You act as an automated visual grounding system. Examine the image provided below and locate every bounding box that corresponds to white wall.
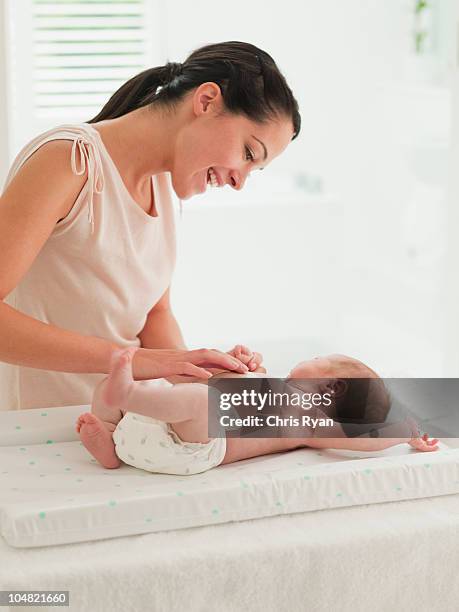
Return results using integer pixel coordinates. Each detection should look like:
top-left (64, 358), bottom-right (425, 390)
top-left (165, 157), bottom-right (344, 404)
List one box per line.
top-left (444, 0), bottom-right (459, 376)
top-left (169, 1), bottom-right (451, 376)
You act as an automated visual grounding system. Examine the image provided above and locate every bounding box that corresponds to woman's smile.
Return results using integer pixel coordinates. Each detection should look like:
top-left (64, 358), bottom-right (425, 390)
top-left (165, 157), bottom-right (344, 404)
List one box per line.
top-left (207, 167), bottom-right (221, 187)
top-left (199, 167), bottom-right (223, 193)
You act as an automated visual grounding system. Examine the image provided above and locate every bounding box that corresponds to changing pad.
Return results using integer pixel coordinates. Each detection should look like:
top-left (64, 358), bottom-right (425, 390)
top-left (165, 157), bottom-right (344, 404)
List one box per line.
top-left (1, 405), bottom-right (458, 548)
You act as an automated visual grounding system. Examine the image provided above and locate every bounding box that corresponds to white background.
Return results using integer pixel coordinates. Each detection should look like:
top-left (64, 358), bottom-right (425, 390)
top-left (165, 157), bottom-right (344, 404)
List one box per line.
top-left (0, 0), bottom-right (457, 378)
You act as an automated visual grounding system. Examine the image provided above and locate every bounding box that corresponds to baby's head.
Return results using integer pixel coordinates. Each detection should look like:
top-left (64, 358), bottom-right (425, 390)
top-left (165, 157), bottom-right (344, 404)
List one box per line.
top-left (286, 354), bottom-right (390, 424)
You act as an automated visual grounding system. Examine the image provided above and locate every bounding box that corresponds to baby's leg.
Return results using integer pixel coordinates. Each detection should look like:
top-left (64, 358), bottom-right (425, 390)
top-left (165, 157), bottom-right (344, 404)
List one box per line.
top-left (94, 347), bottom-right (211, 443)
top-left (124, 383), bottom-right (211, 444)
top-left (91, 347), bottom-right (138, 426)
top-left (80, 347), bottom-right (139, 468)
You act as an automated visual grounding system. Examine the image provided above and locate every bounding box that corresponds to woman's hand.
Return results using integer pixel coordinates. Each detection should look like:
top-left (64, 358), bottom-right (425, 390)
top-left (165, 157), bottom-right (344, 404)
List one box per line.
top-left (226, 344), bottom-right (266, 373)
top-left (131, 346), bottom-right (249, 381)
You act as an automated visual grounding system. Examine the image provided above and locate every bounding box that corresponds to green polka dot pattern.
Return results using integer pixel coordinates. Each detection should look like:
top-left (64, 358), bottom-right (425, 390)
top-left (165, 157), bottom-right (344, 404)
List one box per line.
top-left (2, 407), bottom-right (458, 548)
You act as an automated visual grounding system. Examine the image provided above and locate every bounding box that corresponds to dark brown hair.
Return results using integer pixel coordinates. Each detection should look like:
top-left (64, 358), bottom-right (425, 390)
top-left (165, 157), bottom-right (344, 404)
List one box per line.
top-left (335, 378), bottom-right (391, 424)
top-left (88, 41), bottom-right (301, 140)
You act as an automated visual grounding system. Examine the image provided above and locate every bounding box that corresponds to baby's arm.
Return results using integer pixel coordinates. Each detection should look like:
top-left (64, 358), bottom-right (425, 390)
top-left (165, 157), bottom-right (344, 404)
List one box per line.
top-left (304, 436), bottom-right (410, 452)
top-left (304, 429), bottom-right (439, 453)
top-left (304, 407), bottom-right (439, 452)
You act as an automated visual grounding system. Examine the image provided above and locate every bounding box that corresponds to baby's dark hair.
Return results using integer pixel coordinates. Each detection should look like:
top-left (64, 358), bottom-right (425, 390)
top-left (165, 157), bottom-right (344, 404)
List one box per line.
top-left (334, 378), bottom-right (391, 424)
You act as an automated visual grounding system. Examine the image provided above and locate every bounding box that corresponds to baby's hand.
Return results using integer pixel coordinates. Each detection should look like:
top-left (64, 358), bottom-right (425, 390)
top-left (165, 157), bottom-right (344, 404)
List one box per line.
top-left (226, 345), bottom-right (265, 373)
top-left (409, 433), bottom-right (439, 452)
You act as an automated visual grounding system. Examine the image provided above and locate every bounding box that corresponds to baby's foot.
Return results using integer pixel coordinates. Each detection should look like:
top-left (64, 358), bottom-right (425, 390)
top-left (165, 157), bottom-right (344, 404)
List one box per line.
top-left (76, 412), bottom-right (120, 469)
top-left (92, 347), bottom-right (138, 426)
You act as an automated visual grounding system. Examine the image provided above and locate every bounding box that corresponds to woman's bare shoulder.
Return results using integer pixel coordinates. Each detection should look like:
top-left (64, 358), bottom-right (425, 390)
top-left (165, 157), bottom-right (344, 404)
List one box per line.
top-left (15, 138), bottom-right (87, 179)
top-left (1, 139), bottom-right (88, 220)
top-left (0, 139), bottom-right (92, 299)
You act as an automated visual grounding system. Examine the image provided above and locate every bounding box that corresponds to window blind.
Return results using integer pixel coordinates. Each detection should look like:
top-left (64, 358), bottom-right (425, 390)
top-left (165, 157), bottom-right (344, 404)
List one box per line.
top-left (7, 0), bottom-right (161, 155)
top-left (32, 0), bottom-right (150, 118)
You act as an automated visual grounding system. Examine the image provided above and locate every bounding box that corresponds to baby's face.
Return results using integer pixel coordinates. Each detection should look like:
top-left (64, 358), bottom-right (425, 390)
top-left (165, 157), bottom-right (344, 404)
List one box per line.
top-left (287, 354), bottom-right (378, 380)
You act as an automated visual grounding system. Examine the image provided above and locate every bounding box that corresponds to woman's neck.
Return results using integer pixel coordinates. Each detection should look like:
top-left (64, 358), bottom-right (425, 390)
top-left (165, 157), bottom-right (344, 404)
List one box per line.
top-left (92, 106), bottom-right (181, 184)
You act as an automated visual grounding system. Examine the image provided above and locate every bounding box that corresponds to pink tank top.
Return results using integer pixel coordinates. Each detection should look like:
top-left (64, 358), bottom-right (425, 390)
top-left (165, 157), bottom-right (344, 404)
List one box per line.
top-left (2, 123), bottom-right (176, 410)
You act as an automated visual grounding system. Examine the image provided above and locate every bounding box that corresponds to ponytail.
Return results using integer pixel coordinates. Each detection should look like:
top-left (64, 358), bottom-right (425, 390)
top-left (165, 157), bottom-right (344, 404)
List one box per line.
top-left (88, 41), bottom-right (301, 141)
top-left (88, 62), bottom-right (183, 123)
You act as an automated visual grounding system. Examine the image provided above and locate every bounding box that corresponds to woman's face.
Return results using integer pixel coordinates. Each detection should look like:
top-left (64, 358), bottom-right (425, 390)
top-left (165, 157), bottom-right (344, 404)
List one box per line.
top-left (170, 83), bottom-right (294, 199)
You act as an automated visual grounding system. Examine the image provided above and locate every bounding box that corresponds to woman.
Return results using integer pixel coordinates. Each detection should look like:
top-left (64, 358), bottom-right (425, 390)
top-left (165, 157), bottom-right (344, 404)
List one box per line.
top-left (0, 41), bottom-right (301, 410)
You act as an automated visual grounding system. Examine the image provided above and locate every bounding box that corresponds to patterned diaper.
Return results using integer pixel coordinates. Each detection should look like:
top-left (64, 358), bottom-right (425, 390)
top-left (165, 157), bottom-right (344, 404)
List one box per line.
top-left (113, 412), bottom-right (227, 476)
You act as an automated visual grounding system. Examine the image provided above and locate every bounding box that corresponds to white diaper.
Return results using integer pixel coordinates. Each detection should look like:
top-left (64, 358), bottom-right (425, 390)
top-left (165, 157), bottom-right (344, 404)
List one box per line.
top-left (113, 412), bottom-right (227, 476)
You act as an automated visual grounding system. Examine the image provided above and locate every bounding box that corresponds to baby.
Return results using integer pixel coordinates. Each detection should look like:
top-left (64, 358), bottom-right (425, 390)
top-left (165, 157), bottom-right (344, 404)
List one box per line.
top-left (76, 348), bottom-right (439, 475)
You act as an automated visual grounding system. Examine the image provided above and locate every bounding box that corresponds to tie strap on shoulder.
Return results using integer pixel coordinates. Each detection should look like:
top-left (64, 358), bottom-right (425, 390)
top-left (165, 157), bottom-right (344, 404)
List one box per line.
top-left (70, 134), bottom-right (105, 234)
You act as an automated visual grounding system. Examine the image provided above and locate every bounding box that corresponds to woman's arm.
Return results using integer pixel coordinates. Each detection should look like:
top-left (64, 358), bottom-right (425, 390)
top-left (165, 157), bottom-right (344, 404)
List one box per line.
top-left (0, 300), bottom-right (118, 373)
top-left (138, 287), bottom-right (186, 350)
top-left (0, 140), bottom-right (117, 374)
